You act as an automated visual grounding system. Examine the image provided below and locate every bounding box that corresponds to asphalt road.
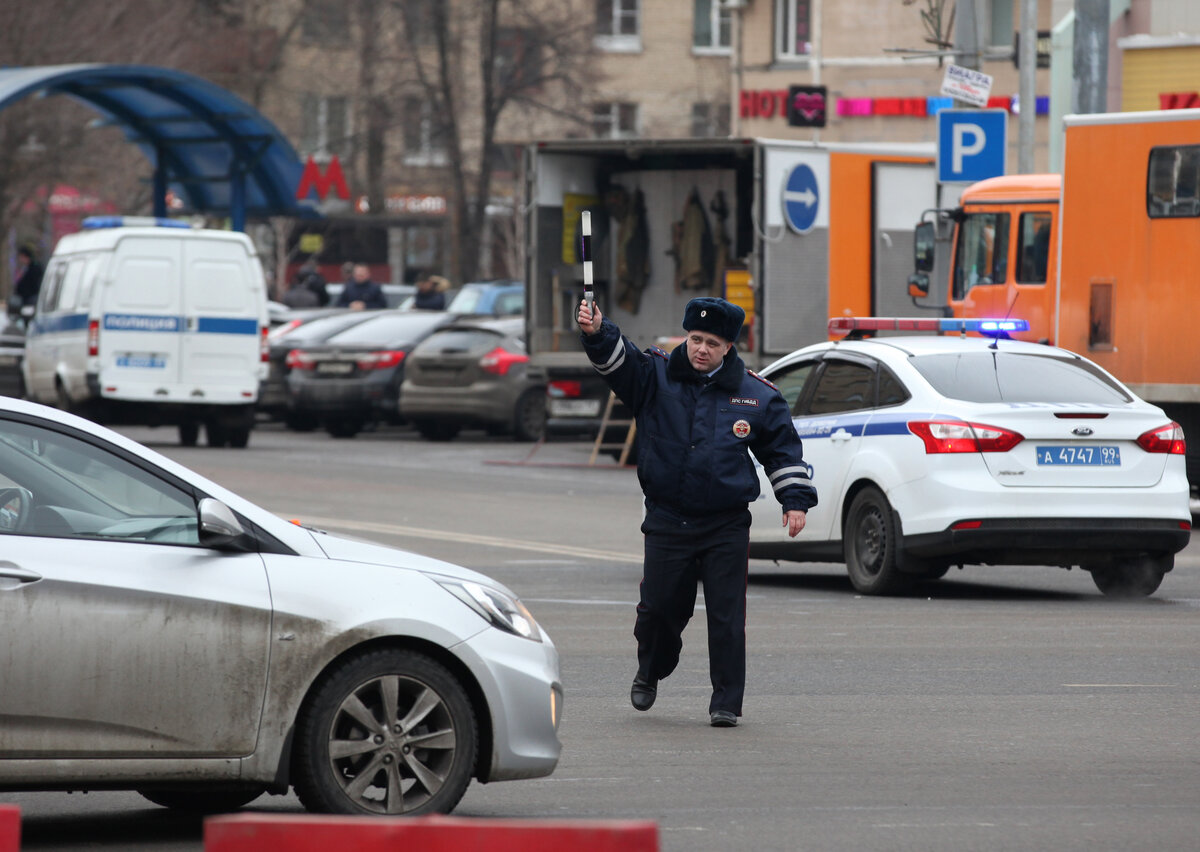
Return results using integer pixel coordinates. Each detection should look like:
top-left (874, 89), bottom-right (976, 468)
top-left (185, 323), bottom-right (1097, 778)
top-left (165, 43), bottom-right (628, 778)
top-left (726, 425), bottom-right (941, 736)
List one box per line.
top-left (6, 422), bottom-right (1199, 852)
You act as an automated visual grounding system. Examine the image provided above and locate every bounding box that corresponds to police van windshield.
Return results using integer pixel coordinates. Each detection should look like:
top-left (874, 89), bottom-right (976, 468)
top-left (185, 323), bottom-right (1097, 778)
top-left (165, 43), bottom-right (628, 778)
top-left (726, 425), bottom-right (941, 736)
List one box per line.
top-left (909, 351), bottom-right (1133, 404)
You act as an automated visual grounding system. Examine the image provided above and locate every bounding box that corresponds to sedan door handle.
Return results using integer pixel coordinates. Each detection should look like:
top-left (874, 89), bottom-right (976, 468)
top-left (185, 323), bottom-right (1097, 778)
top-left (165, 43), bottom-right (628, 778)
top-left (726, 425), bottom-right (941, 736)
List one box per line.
top-left (0, 565), bottom-right (43, 588)
top-left (830, 428), bottom-right (853, 443)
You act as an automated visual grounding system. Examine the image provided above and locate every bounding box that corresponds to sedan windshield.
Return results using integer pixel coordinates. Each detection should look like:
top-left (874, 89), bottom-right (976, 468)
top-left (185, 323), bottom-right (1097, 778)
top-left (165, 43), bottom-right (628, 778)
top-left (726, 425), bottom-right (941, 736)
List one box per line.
top-left (909, 351), bottom-right (1134, 404)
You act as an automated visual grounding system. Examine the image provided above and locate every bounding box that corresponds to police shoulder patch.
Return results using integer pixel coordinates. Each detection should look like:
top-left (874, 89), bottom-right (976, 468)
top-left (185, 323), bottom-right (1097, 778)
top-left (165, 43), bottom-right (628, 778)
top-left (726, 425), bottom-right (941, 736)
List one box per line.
top-left (747, 370), bottom-right (778, 391)
top-left (649, 346), bottom-right (669, 360)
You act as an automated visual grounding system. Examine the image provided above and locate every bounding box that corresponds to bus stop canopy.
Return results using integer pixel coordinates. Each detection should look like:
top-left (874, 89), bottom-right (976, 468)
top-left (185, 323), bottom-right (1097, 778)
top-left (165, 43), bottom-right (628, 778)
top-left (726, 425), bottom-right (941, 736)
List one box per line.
top-left (0, 63), bottom-right (319, 230)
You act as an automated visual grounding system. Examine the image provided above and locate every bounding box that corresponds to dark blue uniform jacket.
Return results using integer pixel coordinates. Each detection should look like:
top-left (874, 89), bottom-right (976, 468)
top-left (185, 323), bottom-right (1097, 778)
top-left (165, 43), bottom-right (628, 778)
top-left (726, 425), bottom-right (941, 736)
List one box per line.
top-left (582, 319), bottom-right (818, 519)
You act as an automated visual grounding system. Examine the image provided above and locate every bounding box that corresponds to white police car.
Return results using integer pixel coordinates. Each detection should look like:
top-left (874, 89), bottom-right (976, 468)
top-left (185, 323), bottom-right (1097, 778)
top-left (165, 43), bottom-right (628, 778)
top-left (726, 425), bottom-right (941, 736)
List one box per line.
top-left (748, 318), bottom-right (1192, 597)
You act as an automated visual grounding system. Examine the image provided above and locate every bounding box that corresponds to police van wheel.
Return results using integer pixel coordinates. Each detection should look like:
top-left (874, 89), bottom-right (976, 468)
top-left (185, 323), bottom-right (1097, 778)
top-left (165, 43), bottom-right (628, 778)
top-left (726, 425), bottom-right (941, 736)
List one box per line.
top-left (228, 426), bottom-right (251, 449)
top-left (179, 423), bottom-right (200, 446)
top-left (843, 486), bottom-right (912, 596)
top-left (205, 421), bottom-right (231, 448)
top-left (55, 381), bottom-right (79, 416)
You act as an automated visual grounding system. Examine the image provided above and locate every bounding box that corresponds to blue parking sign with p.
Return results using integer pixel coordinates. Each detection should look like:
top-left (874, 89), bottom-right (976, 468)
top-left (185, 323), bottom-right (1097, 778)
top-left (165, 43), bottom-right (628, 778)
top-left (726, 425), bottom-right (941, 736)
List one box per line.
top-left (937, 109), bottom-right (1007, 183)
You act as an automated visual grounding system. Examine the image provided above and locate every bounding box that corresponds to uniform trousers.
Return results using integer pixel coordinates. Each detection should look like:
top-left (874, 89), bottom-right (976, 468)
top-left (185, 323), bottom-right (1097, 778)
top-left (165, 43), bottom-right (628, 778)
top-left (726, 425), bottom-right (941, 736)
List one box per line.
top-left (636, 505), bottom-right (751, 715)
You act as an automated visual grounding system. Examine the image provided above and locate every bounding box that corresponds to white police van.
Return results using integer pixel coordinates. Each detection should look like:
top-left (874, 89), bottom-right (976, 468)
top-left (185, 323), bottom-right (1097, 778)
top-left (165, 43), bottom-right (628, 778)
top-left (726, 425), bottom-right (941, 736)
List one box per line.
top-left (22, 217), bottom-right (268, 447)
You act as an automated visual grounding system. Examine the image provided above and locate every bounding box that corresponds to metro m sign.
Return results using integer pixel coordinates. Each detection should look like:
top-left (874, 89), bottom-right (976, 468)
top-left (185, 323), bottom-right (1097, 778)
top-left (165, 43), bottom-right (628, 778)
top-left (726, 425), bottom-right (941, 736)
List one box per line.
top-left (296, 155), bottom-right (350, 201)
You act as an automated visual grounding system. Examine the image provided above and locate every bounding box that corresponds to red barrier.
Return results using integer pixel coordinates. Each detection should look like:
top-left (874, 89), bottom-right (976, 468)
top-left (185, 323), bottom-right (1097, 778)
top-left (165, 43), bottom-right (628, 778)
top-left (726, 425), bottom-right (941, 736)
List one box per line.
top-left (0, 805), bottom-right (19, 852)
top-left (205, 813), bottom-right (658, 852)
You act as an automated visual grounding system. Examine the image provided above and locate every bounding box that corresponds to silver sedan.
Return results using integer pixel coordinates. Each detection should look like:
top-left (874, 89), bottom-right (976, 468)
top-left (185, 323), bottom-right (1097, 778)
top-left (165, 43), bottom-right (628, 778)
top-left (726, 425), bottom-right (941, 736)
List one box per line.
top-left (0, 396), bottom-right (561, 815)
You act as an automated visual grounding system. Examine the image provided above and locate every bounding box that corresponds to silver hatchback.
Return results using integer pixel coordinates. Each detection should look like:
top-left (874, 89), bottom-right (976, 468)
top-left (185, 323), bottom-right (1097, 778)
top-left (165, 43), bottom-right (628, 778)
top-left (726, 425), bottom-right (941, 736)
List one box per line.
top-left (0, 396), bottom-right (561, 815)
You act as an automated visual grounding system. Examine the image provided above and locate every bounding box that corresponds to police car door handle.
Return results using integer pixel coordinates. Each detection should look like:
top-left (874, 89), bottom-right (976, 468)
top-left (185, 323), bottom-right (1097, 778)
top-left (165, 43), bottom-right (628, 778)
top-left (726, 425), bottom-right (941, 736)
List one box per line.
top-left (0, 564), bottom-right (42, 589)
top-left (830, 428), bottom-right (853, 442)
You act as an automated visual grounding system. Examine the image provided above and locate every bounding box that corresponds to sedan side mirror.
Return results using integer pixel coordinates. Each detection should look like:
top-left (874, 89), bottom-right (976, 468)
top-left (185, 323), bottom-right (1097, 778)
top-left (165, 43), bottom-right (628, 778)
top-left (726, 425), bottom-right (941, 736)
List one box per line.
top-left (198, 497), bottom-right (250, 550)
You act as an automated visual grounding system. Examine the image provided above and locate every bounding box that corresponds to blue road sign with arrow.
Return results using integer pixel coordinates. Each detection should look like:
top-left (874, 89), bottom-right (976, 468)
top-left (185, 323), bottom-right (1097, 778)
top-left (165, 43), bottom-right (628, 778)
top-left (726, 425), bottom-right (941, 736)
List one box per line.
top-left (783, 163), bottom-right (820, 234)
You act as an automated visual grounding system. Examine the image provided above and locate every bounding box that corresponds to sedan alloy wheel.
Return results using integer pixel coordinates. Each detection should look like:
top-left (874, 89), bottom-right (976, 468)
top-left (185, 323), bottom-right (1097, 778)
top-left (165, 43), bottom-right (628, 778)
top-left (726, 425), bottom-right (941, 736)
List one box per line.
top-left (293, 649), bottom-right (477, 815)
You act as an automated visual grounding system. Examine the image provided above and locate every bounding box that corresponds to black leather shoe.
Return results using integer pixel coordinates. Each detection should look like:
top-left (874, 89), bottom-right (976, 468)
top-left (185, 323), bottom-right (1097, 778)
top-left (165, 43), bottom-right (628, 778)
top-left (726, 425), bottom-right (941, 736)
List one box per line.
top-left (709, 710), bottom-right (737, 727)
top-left (630, 676), bottom-right (657, 711)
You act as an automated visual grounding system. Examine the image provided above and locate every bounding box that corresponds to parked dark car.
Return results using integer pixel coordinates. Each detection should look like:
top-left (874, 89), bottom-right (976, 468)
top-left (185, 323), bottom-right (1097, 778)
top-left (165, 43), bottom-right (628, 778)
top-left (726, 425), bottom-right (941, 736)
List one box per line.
top-left (0, 317), bottom-right (25, 399)
top-left (401, 316), bottom-right (545, 442)
top-left (260, 309), bottom-right (378, 429)
top-left (284, 310), bottom-right (456, 437)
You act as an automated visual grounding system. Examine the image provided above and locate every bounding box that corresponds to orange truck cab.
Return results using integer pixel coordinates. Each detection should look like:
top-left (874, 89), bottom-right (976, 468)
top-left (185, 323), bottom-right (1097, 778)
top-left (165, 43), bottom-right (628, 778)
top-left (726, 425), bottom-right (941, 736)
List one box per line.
top-left (910, 109), bottom-right (1200, 503)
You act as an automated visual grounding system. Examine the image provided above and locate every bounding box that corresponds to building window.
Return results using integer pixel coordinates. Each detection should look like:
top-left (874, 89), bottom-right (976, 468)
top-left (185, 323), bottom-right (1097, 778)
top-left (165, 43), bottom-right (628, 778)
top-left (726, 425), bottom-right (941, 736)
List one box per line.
top-left (300, 94), bottom-right (350, 159)
top-left (301, 0), bottom-right (350, 42)
top-left (595, 0), bottom-right (640, 52)
top-left (691, 102), bottom-right (730, 138)
top-left (592, 102), bottom-right (639, 139)
top-left (497, 27), bottom-right (542, 91)
top-left (775, 0), bottom-right (812, 60)
top-left (403, 96), bottom-right (448, 166)
top-left (694, 0), bottom-right (731, 52)
top-left (989, 0), bottom-right (1014, 47)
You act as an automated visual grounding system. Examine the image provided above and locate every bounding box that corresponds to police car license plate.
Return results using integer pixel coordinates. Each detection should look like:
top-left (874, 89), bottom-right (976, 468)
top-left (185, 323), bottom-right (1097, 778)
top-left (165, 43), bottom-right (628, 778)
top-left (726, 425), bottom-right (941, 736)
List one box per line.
top-left (549, 398), bottom-right (602, 417)
top-left (116, 352), bottom-right (166, 369)
top-left (1035, 445), bottom-right (1120, 466)
top-left (317, 361), bottom-right (354, 375)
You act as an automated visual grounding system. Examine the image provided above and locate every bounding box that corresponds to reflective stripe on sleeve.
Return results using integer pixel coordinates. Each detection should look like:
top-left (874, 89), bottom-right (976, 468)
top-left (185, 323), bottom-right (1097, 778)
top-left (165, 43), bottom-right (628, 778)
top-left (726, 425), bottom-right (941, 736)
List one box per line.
top-left (595, 338), bottom-right (626, 375)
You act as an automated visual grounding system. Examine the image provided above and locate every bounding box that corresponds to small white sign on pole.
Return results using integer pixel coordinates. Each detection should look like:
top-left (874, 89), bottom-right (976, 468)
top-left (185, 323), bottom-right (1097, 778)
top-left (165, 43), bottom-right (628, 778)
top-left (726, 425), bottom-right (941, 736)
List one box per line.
top-left (940, 64), bottom-right (994, 108)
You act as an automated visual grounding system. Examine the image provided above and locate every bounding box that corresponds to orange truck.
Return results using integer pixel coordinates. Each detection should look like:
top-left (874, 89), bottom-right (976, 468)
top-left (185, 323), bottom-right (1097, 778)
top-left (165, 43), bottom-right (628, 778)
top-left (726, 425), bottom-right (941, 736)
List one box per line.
top-left (910, 108), bottom-right (1200, 505)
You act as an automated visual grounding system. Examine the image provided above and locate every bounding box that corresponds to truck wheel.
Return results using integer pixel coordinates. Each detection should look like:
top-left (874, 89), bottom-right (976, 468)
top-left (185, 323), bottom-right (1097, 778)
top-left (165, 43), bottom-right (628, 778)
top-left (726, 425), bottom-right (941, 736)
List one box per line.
top-left (512, 388), bottom-right (546, 442)
top-left (291, 649), bottom-right (477, 816)
top-left (843, 486), bottom-right (912, 595)
top-left (1087, 554), bottom-right (1169, 597)
top-left (178, 423), bottom-right (200, 446)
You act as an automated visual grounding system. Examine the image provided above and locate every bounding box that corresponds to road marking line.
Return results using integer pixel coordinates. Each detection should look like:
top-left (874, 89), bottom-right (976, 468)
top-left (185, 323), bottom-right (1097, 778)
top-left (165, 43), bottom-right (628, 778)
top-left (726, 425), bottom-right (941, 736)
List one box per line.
top-left (291, 514), bottom-right (642, 562)
top-left (1063, 683), bottom-right (1175, 688)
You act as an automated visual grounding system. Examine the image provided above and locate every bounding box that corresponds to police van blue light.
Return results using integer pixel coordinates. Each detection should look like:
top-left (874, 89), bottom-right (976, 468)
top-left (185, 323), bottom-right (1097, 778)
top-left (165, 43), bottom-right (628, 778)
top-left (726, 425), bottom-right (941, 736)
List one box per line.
top-left (82, 216), bottom-right (192, 230)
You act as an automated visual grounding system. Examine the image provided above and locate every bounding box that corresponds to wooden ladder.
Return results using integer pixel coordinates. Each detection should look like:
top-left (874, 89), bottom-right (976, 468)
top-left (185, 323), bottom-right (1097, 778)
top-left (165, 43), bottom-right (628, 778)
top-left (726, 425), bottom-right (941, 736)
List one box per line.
top-left (588, 391), bottom-right (637, 466)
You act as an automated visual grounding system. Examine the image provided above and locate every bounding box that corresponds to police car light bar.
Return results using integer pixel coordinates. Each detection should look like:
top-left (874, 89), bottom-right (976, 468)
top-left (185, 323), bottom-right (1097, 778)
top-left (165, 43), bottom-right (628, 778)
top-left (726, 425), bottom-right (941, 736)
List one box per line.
top-left (828, 317), bottom-right (1030, 337)
top-left (82, 216), bottom-right (192, 230)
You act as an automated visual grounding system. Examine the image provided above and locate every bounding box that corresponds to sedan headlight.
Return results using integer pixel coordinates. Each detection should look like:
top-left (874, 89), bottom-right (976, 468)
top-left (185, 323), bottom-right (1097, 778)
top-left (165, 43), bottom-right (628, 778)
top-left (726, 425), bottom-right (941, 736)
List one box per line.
top-left (438, 580), bottom-right (542, 642)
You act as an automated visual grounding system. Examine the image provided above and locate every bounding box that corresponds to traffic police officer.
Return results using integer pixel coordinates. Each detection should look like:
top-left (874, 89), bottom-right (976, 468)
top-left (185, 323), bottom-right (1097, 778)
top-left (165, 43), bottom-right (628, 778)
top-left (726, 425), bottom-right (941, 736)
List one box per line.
top-left (577, 296), bottom-right (817, 727)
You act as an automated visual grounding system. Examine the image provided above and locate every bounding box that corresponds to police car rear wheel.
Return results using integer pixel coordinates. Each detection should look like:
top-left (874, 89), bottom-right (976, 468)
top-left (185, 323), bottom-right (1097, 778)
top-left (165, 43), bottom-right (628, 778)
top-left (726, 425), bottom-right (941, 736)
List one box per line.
top-left (1087, 554), bottom-right (1168, 598)
top-left (844, 487), bottom-right (912, 596)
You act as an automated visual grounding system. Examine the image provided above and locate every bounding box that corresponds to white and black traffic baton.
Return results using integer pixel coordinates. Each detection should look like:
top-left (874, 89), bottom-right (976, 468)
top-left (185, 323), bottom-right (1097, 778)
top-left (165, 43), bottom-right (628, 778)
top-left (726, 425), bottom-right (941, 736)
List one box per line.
top-left (580, 211), bottom-right (594, 311)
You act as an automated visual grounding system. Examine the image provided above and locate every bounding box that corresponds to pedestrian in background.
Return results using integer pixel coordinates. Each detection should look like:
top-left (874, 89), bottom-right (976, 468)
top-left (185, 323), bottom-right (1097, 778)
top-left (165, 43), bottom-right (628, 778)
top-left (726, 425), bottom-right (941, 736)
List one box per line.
top-left (576, 295), bottom-right (817, 727)
top-left (12, 245), bottom-right (44, 314)
top-left (413, 274), bottom-right (449, 310)
top-left (335, 263), bottom-right (386, 310)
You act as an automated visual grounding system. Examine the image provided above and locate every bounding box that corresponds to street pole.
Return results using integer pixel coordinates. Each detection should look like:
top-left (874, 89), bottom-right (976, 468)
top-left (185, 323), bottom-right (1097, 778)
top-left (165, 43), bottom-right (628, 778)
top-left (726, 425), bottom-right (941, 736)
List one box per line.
top-left (729, 2), bottom-right (742, 137)
top-left (1073, 0), bottom-right (1110, 114)
top-left (1018, 0), bottom-right (1038, 173)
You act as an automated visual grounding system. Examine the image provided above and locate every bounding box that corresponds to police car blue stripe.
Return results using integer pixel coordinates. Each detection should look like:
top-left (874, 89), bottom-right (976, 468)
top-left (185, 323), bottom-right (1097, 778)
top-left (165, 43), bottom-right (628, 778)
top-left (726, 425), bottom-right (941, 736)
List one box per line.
top-left (196, 317), bottom-right (258, 335)
top-left (792, 412), bottom-right (946, 439)
top-left (27, 313), bottom-right (89, 336)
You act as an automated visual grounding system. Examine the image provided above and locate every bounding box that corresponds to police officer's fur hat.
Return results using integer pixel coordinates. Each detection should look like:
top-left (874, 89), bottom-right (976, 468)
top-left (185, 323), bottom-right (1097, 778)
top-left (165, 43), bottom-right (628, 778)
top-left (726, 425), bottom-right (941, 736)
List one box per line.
top-left (682, 297), bottom-right (744, 343)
